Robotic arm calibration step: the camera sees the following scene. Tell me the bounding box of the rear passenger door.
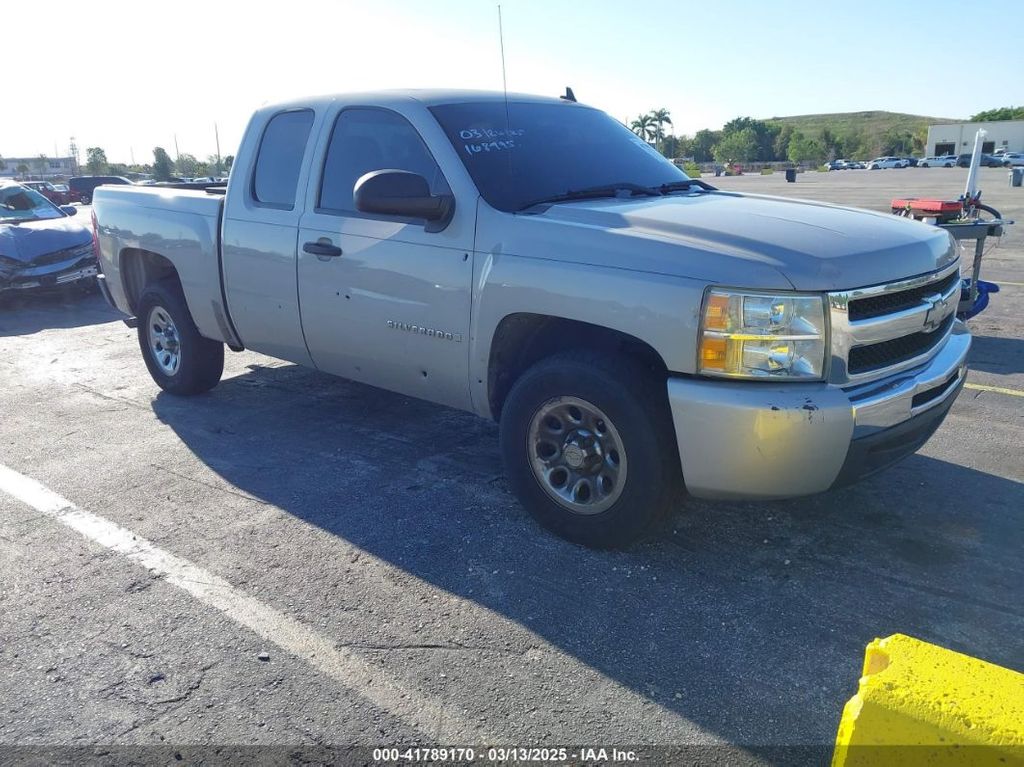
[296,105,475,410]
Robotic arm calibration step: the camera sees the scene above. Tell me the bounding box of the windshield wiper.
[652,179,715,194]
[517,183,661,212]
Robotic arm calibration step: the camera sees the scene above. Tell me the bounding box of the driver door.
[296,106,475,410]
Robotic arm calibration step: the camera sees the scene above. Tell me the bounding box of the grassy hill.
[766,111,960,156]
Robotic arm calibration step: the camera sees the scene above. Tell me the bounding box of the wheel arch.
[486,312,669,421]
[118,247,181,316]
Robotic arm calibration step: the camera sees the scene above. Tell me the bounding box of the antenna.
[497,5,513,176]
[498,5,509,100]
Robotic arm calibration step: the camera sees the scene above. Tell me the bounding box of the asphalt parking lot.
[1,168,1021,764]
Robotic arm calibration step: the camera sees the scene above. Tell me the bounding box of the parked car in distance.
[827,159,867,170]
[0,182,97,294]
[23,180,69,205]
[956,153,1005,168]
[867,157,908,169]
[919,155,957,168]
[999,152,1024,167]
[93,89,970,548]
[902,157,919,167]
[68,175,133,204]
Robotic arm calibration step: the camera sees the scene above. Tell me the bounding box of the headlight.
[698,289,827,380]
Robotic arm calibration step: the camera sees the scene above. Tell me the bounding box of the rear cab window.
[252,109,315,209]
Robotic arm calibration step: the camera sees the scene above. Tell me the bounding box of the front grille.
[848,314,954,374]
[848,270,960,320]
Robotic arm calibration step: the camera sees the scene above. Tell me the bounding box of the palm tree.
[650,108,673,150]
[630,114,656,144]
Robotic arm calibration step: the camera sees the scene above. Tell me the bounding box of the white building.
[0,156,76,178]
[926,120,1024,156]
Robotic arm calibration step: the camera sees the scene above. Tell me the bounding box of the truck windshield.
[429,101,690,212]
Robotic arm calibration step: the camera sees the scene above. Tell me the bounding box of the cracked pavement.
[0,168,1021,761]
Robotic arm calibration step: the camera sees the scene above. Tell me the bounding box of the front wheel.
[499,351,680,548]
[137,279,224,395]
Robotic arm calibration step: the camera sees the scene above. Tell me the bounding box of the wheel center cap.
[563,444,586,468]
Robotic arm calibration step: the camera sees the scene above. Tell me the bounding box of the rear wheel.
[137,279,223,395]
[499,351,680,548]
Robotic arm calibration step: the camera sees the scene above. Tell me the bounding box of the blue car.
[0,182,97,293]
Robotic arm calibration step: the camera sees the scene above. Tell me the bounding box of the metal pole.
[215,123,221,174]
[964,129,986,203]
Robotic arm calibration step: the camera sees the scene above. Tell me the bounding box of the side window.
[252,109,314,209]
[318,107,450,214]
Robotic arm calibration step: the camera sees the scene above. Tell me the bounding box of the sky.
[3,0,1021,164]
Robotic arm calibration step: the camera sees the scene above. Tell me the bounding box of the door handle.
[303,240,343,258]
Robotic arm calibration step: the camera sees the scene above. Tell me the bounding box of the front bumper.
[667,321,971,499]
[0,261,98,292]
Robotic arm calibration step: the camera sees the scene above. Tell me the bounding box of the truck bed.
[93,185,232,345]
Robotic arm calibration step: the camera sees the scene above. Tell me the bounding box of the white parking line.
[0,463,487,742]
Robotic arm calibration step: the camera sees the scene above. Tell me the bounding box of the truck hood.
[509,191,958,291]
[0,216,92,264]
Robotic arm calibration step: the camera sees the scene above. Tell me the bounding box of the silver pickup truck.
[93,90,969,547]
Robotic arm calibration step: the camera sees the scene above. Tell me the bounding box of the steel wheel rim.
[147,305,181,376]
[527,395,627,515]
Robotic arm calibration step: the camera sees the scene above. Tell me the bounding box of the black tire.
[499,350,680,548]
[136,279,223,395]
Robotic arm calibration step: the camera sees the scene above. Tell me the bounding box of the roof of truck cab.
[258,89,584,112]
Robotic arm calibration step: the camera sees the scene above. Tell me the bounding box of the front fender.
[468,249,704,417]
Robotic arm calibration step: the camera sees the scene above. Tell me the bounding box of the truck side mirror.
[354,170,454,232]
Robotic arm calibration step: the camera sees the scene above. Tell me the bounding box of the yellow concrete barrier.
[833,634,1024,766]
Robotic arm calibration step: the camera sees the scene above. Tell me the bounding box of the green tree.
[773,124,795,160]
[714,127,758,163]
[206,154,222,176]
[86,147,109,175]
[721,117,780,161]
[176,153,199,176]
[787,131,825,163]
[689,129,720,162]
[223,155,234,172]
[630,114,656,143]
[0,155,6,172]
[16,163,29,178]
[834,129,868,160]
[152,147,174,181]
[820,128,840,161]
[880,128,914,156]
[649,108,673,151]
[911,125,928,155]
[34,155,48,178]
[969,106,1024,122]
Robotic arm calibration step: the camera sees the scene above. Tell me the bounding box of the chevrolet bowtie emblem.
[922,294,949,332]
